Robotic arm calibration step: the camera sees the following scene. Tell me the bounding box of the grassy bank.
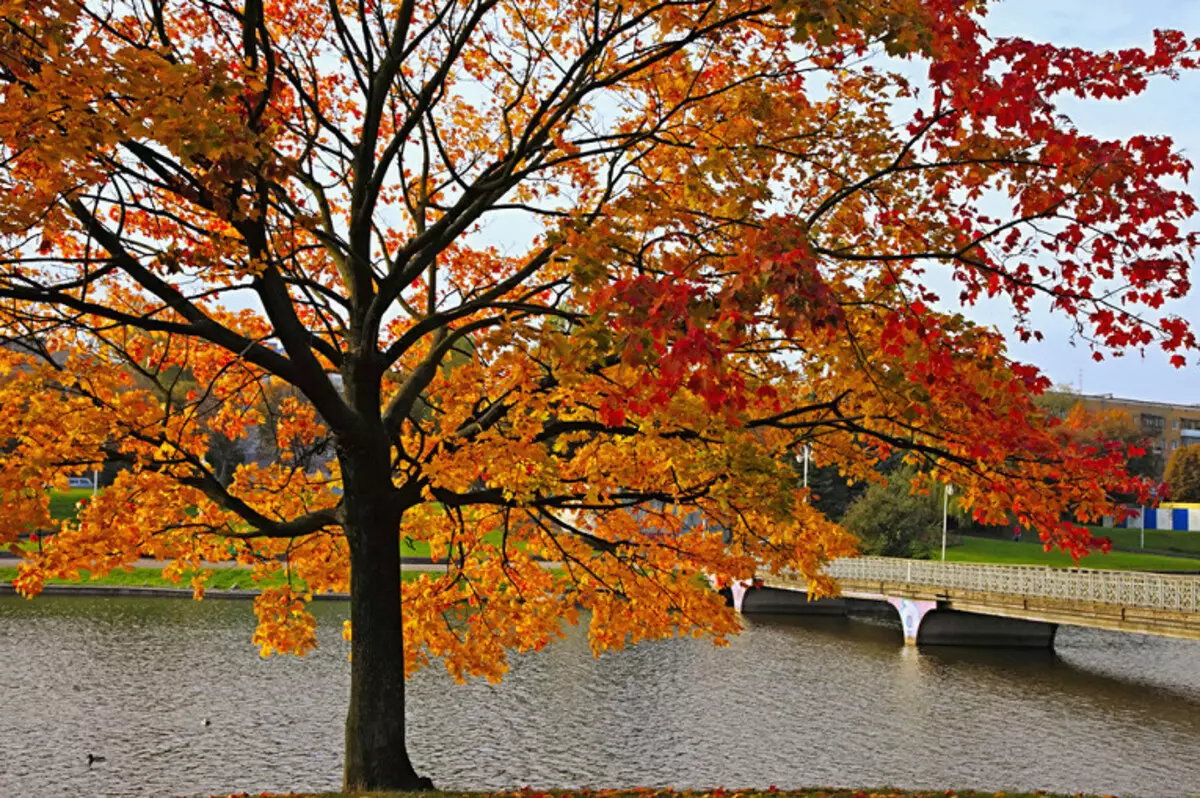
[970,524,1200,557]
[1092,525,1200,556]
[48,487,94,520]
[0,566,260,590]
[0,565,434,591]
[401,528,522,559]
[947,535,1200,571]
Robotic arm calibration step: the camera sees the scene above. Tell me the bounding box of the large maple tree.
[1,0,1196,790]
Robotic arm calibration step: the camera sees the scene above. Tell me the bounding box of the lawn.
[401,537,435,558]
[0,565,433,590]
[39,493,521,560]
[946,535,1200,572]
[47,487,95,520]
[1089,525,1200,556]
[0,566,292,590]
[36,489,481,564]
[401,527,524,559]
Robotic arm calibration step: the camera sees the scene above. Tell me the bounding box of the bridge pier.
[886,598,937,645]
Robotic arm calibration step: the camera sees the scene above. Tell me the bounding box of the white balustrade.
[800,557,1200,614]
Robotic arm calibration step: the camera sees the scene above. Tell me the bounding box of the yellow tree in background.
[1165,446,1200,502]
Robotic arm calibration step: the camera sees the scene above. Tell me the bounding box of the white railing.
[802,557,1200,614]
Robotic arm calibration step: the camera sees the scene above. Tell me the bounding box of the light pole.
[941,483,954,561]
[802,444,810,489]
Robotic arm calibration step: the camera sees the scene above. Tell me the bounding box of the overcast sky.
[955,0,1200,403]
[213,2,1200,406]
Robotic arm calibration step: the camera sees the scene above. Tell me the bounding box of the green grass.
[0,566,283,590]
[0,565,432,590]
[400,538,434,558]
[48,487,94,520]
[947,535,1200,571]
[401,528,525,559]
[1088,525,1200,556]
[42,493,522,559]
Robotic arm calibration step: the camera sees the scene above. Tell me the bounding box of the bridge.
[730,557,1200,647]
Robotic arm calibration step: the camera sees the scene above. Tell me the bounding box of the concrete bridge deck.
[739,557,1200,646]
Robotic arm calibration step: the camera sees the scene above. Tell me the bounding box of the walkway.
[754,557,1200,643]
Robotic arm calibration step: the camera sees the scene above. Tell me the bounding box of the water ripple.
[2,597,1199,797]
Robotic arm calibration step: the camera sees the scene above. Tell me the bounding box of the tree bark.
[341,457,430,792]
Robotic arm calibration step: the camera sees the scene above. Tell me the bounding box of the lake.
[1,595,1198,797]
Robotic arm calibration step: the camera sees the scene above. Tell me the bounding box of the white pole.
[1140,505,1145,549]
[93,468,99,496]
[802,444,810,489]
[941,484,951,561]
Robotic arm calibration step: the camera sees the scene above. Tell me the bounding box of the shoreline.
[0,582,350,600]
[207,789,1099,798]
[0,555,450,600]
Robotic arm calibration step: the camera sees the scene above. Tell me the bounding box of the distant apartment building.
[1072,394,1200,458]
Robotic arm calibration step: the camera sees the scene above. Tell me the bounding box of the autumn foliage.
[1,0,1196,789]
[1044,401,1160,478]
[1165,445,1200,503]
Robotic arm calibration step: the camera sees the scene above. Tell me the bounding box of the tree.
[1035,384,1086,420]
[0,0,1193,790]
[1165,446,1200,502]
[807,461,867,522]
[842,467,941,558]
[1058,403,1164,481]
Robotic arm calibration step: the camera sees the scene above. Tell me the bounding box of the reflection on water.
[1,596,1199,798]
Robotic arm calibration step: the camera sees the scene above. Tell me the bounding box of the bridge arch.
[886,597,1056,647]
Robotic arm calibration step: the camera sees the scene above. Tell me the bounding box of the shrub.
[842,468,942,558]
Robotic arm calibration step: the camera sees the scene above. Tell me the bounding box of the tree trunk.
[341,469,430,791]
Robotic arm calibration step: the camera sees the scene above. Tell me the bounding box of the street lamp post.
[802,444,810,489]
[941,484,954,561]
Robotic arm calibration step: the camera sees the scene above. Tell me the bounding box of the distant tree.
[247,382,335,471]
[841,468,942,558]
[1035,384,1084,419]
[205,433,247,487]
[97,453,133,489]
[1129,450,1165,483]
[1165,446,1200,502]
[806,462,865,521]
[804,450,911,521]
[1060,404,1164,482]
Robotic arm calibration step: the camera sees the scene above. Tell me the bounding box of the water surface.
[1,596,1198,797]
